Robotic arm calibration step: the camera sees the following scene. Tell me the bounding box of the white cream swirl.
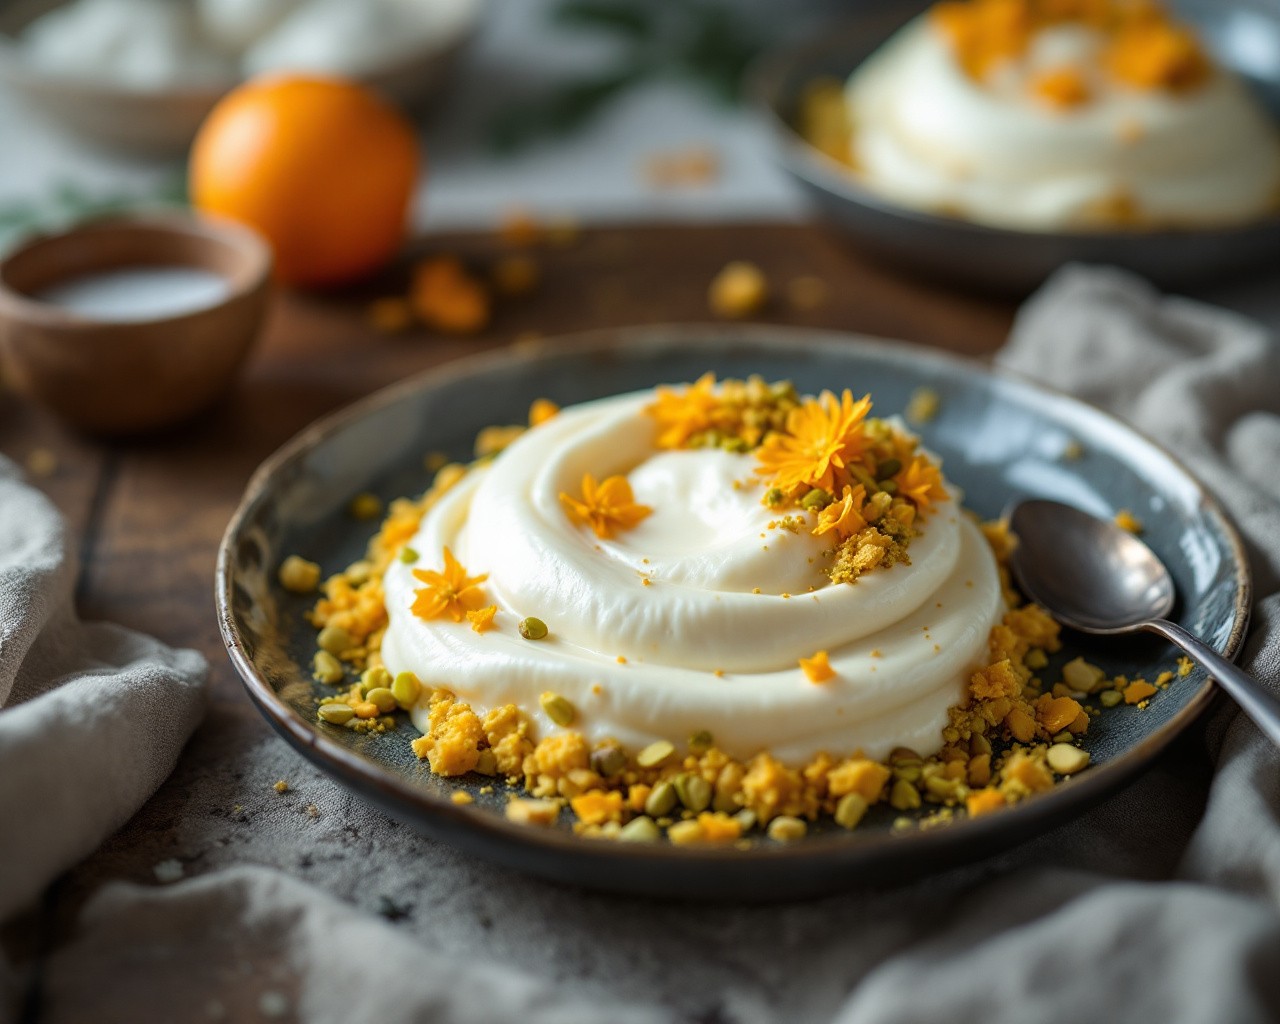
[845,16,1280,230]
[381,390,1004,763]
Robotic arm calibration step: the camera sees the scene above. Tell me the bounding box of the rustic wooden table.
[0,223,1014,970]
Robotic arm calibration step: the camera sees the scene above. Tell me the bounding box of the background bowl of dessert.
[0,0,480,154]
[749,0,1280,293]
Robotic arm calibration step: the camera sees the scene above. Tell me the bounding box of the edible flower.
[756,389,872,493]
[895,456,948,511]
[560,473,653,539]
[799,650,836,683]
[411,548,489,623]
[646,372,719,449]
[812,484,868,541]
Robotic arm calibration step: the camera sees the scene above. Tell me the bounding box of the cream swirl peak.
[380,380,1004,762]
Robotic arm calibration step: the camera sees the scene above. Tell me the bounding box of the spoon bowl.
[1008,500,1175,634]
[1008,498,1279,747]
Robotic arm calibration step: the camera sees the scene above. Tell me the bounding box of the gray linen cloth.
[0,458,208,1012]
[13,264,1280,1023]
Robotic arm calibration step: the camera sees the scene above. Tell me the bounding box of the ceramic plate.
[748,0,1280,293]
[216,326,1249,900]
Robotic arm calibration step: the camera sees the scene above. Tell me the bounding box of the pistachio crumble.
[291,376,1193,845]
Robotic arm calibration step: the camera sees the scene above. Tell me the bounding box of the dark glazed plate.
[747,0,1280,293]
[216,326,1249,900]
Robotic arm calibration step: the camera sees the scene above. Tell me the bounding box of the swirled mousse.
[381,378,1004,763]
[842,0,1280,229]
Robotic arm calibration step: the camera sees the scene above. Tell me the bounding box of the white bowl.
[0,0,480,155]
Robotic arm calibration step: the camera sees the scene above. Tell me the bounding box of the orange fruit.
[190,75,420,287]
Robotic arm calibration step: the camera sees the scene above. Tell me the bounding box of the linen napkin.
[0,459,207,964]
[24,265,1280,1024]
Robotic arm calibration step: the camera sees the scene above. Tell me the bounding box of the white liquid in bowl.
[34,266,230,322]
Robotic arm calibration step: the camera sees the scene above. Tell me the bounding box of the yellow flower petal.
[410,547,489,623]
[560,473,652,539]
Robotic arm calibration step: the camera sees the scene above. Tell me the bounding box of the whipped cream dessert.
[381,387,1003,763]
[844,1,1280,230]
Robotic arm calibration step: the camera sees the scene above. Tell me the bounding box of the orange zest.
[799,650,836,683]
[1031,67,1091,108]
[560,474,653,539]
[411,548,489,623]
[467,605,498,633]
[409,257,491,335]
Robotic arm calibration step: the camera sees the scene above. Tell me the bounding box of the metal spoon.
[1007,499,1280,746]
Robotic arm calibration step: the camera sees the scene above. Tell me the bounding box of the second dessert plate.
[217,325,1247,900]
[748,0,1280,292]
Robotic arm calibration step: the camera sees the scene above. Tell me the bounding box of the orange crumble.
[799,650,836,683]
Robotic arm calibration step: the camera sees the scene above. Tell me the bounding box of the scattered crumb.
[905,387,940,424]
[273,780,289,794]
[491,254,540,297]
[451,791,474,805]
[498,209,541,247]
[1114,509,1144,534]
[643,146,720,188]
[708,261,768,319]
[1123,679,1158,704]
[25,448,57,478]
[367,297,414,334]
[306,804,319,818]
[278,555,321,594]
[1061,439,1084,461]
[349,492,383,521]
[505,798,560,826]
[786,275,829,311]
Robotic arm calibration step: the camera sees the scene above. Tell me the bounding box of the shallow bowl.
[216,325,1249,900]
[748,0,1280,293]
[0,0,479,155]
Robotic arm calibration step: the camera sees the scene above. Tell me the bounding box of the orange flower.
[645,372,719,449]
[812,484,868,541]
[896,456,948,511]
[799,650,836,683]
[756,389,872,492]
[467,605,498,633]
[411,548,489,623]
[560,473,653,539]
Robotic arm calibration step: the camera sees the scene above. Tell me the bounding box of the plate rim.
[215,324,1251,876]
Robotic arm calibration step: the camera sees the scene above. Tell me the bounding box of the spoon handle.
[1145,619,1280,748]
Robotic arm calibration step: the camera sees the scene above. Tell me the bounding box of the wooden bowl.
[0,212,271,435]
